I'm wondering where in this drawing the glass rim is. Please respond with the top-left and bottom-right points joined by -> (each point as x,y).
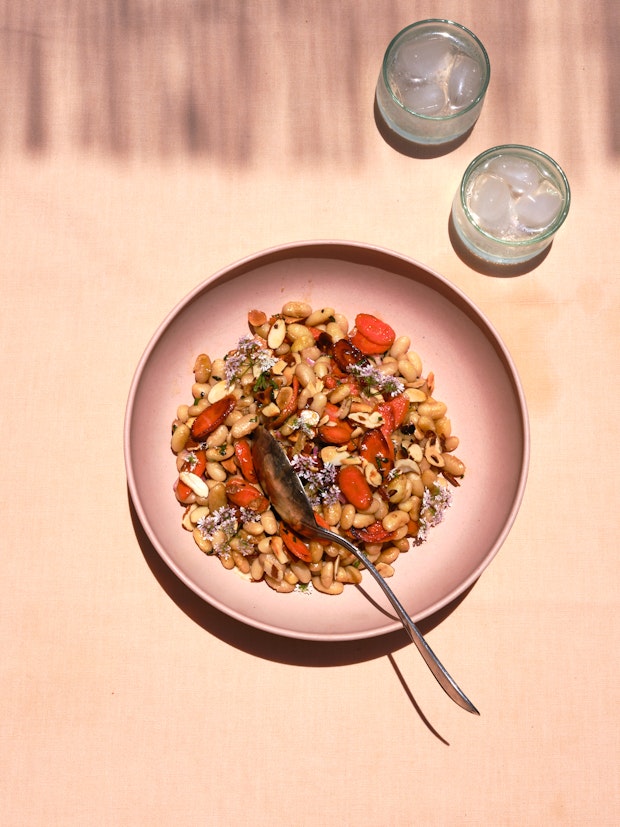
381,19 -> 491,122
459,144 -> 571,246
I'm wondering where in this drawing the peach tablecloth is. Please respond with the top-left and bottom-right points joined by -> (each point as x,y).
1,2 -> 618,825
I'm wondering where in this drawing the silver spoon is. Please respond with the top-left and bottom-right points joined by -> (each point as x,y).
252,426 -> 479,715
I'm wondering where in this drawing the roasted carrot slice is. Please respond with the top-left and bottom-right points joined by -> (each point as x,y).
332,338 -> 366,371
318,419 -> 354,445
359,428 -> 394,474
191,394 -> 237,441
338,465 -> 373,511
350,330 -> 390,355
181,449 -> 206,477
350,521 -> 397,544
234,439 -> 257,482
355,313 -> 396,348
280,524 -> 312,562
225,478 -> 269,511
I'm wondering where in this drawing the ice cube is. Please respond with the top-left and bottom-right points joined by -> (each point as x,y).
393,34 -> 454,82
447,54 -> 483,110
399,79 -> 446,115
515,185 -> 563,231
487,156 -> 540,195
468,173 -> 512,233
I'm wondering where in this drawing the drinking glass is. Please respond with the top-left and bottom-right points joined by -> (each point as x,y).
376,19 -> 490,145
451,145 -> 571,265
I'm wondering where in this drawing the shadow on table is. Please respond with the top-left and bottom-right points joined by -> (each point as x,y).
448,213 -> 552,277
373,97 -> 476,159
129,493 -> 475,668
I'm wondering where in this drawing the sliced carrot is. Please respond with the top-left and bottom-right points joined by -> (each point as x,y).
355,313 -> 396,348
174,478 -> 194,503
225,478 -> 269,511
332,338 -> 366,371
359,428 -> 394,474
271,376 -> 299,428
351,330 -> 390,355
181,449 -> 206,477
338,465 -> 373,511
318,419 -> 354,445
280,524 -> 312,562
191,394 -> 237,441
387,394 -> 409,428
234,439 -> 257,482
350,521 -> 397,544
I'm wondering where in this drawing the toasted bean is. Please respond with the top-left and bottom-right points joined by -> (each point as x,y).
265,575 -> 295,593
188,397 -> 209,417
305,307 -> 335,326
171,423 -> 190,453
444,435 -> 460,452
398,358 -> 420,383
309,541 -> 324,564
290,559 -> 312,584
385,474 -> 411,504
312,576 -> 344,595
282,301 -> 312,318
295,362 -> 316,387
340,503 -> 356,530
389,335 -> 410,359
382,509 -> 409,533
418,400 -> 448,420
205,423 -> 229,448
376,562 -> 394,578
205,462 -> 227,482
177,404 -> 190,423
208,482 -> 227,512
352,512 -> 376,529
250,557 -> 264,580
325,321 -> 346,342
232,550 -> 251,574
219,553 -> 235,570
323,500 -> 342,527
260,510 -> 278,535
192,382 -> 210,400
328,383 -> 351,404
192,528 -> 213,553
442,453 -> 466,477
231,413 -> 259,439
193,353 -> 212,384
379,546 -> 400,565
421,469 -> 438,488
320,560 -> 334,589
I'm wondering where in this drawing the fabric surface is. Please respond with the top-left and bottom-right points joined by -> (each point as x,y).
1,2 -> 618,825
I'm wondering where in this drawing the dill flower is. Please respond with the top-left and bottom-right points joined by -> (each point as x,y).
224,335 -> 278,388
413,483 -> 453,545
290,453 -> 340,507
347,361 -> 405,398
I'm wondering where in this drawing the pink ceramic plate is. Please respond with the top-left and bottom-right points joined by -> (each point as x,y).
124,241 -> 529,641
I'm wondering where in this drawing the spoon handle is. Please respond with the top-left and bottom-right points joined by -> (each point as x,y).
314,526 -> 479,715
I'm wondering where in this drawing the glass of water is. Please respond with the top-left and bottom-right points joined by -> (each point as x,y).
376,19 -> 490,145
451,145 -> 571,265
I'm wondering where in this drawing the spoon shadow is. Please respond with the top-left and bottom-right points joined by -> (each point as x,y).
129,492 -> 475,741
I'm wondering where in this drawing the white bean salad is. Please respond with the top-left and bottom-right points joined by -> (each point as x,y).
170,302 -> 465,595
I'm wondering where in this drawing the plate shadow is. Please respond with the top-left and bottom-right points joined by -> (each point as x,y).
128,490 -> 476,668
